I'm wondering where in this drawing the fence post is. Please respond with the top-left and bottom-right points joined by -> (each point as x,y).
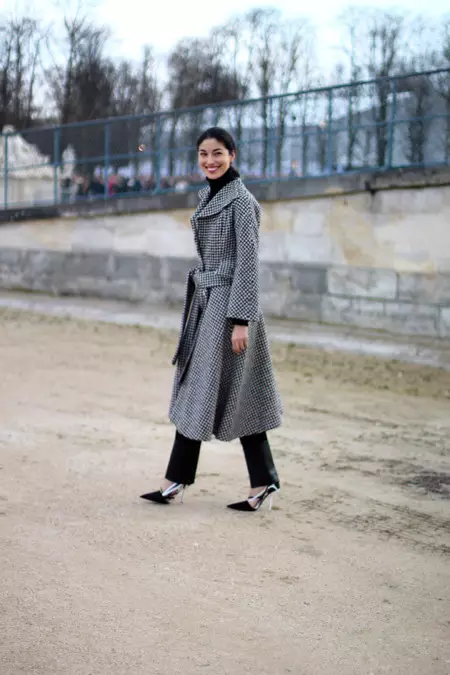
268,98 -> 274,177
53,127 -> 60,205
104,122 -> 110,201
154,113 -> 162,193
386,77 -> 397,169
4,133 -> 8,209
326,89 -> 334,174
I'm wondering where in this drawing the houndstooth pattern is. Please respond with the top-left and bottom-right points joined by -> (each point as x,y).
169,178 -> 283,442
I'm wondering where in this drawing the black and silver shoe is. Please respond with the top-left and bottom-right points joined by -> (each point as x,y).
140,482 -> 186,505
227,483 -> 280,512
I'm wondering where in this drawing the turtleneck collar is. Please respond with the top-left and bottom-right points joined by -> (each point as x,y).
206,166 -> 240,202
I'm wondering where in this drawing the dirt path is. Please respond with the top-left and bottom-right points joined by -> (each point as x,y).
1,310 -> 449,675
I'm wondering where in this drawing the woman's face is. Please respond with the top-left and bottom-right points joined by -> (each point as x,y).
198,138 -> 235,180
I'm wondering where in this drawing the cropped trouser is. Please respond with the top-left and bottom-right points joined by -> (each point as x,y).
165,430 -> 279,488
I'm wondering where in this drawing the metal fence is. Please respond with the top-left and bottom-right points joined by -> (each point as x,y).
1,68 -> 450,209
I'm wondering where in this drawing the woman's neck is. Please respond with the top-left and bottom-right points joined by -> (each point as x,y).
206,166 -> 239,199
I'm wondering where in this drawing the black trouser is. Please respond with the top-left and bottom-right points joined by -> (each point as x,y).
165,430 -> 279,488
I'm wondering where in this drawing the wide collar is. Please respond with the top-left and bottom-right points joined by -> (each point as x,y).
192,178 -> 243,222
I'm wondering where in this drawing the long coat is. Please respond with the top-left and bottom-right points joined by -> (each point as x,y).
169,178 -> 283,442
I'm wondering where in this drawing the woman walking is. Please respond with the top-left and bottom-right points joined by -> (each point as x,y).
140,128 -> 282,511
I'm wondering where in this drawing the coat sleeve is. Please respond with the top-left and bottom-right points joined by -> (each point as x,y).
226,197 -> 260,322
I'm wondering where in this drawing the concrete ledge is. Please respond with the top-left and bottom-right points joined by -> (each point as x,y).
0,247 -> 449,339
440,308 -> 450,338
327,267 -> 398,300
2,166 -> 450,224
322,296 -> 439,336
260,262 -> 327,295
398,272 -> 450,304
0,206 -> 59,224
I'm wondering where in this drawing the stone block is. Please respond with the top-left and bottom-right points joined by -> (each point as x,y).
289,265 -> 327,294
439,307 -> 450,338
19,250 -> 110,284
259,265 -> 276,293
163,282 -> 187,305
282,292 -> 322,322
322,295 -> 439,336
261,290 -> 322,322
23,250 -> 65,279
398,272 -> 450,304
0,247 -> 25,271
260,291 -> 287,318
111,254 -> 142,280
380,301 -> 438,336
259,263 -> 290,292
260,262 -> 326,295
95,279 -> 142,301
111,254 -> 163,293
327,266 -> 397,300
321,296 -> 353,325
25,256 -> 65,293
0,247 -> 28,289
165,256 -> 195,285
61,251 -> 112,280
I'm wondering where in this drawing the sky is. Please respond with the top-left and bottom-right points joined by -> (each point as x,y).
92,0 -> 448,61
1,0 -> 449,66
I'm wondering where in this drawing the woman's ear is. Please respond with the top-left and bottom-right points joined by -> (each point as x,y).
231,151 -> 237,164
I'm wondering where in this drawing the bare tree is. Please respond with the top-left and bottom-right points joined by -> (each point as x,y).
274,18 -> 316,175
219,8 -> 316,177
46,10 -> 115,173
338,8 -> 409,167
434,20 -> 450,162
0,15 -> 44,130
210,19 -> 252,155
112,47 -> 162,174
334,14 -> 364,170
166,37 -> 245,175
400,21 -> 436,166
49,13 -> 113,124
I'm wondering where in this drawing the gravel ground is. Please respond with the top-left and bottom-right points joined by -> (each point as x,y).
1,309 -> 449,675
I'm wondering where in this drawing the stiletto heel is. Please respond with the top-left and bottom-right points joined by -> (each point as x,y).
227,483 -> 280,512
140,482 -> 186,505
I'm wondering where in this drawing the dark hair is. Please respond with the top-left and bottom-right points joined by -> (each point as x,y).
196,127 -> 237,154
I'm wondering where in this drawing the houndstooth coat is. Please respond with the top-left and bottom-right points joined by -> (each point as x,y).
169,178 -> 283,442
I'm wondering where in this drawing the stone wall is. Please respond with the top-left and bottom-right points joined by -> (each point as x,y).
1,167 -> 449,338
0,248 -> 448,338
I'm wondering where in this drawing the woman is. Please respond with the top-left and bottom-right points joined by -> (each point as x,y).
141,128 -> 282,512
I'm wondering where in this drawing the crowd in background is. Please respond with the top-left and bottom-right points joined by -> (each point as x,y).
60,172 -> 208,201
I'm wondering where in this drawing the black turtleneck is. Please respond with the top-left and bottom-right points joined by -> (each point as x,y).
206,166 -> 240,203
205,165 -> 247,327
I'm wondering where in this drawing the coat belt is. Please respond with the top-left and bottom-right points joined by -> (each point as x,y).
172,268 -> 233,368
190,268 -> 233,309
191,268 -> 233,288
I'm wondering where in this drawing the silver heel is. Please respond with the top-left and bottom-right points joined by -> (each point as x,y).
141,482 -> 186,505
227,484 -> 280,512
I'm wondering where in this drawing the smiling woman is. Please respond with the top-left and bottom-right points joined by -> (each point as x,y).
197,128 -> 236,179
140,127 -> 283,513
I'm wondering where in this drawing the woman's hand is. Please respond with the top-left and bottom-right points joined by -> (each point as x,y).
232,325 -> 249,355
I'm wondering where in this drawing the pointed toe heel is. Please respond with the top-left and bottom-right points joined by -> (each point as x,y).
227,483 -> 280,512
140,483 -> 186,505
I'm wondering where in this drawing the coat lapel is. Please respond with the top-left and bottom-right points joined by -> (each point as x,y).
190,179 -> 243,265
190,188 -> 208,264
194,179 -> 242,221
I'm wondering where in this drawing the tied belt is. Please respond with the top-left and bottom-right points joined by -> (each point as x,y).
172,268 -> 233,368
190,268 -> 233,309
